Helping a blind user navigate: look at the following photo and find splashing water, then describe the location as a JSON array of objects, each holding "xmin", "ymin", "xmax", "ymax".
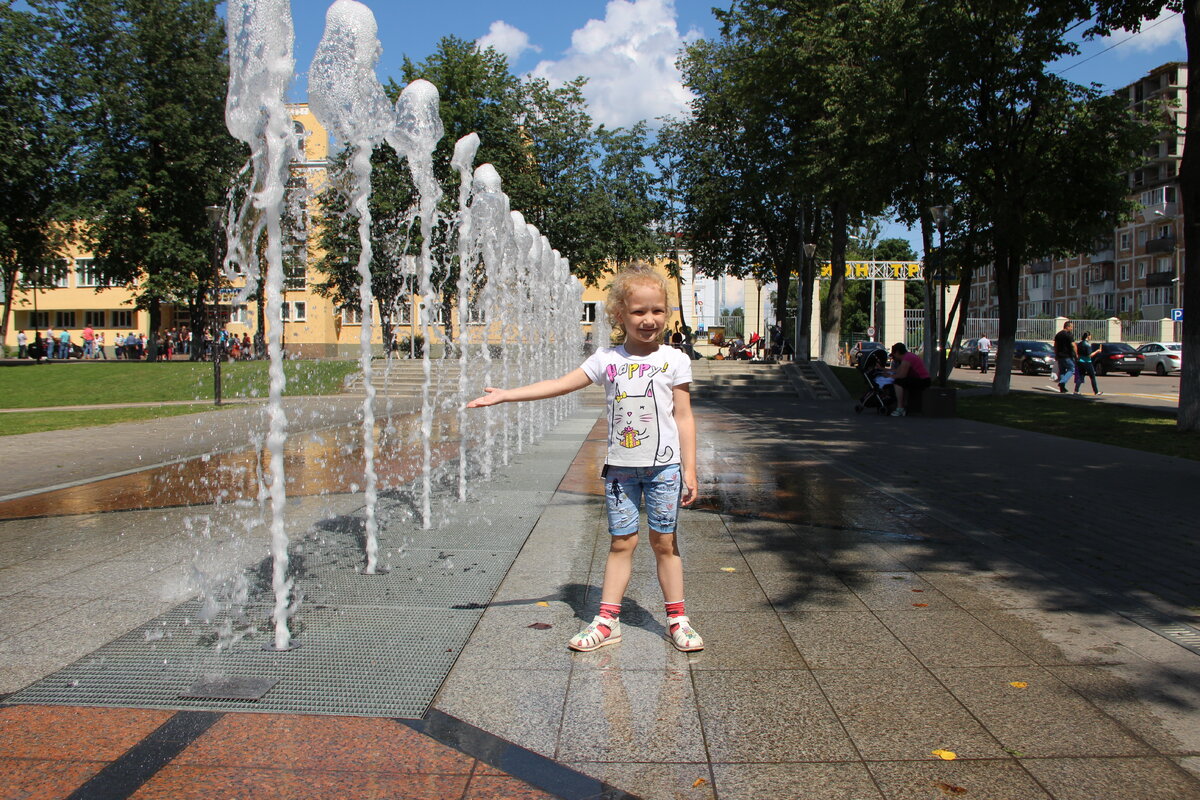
[
  {"xmin": 224, "ymin": 0, "xmax": 297, "ymax": 651},
  {"xmin": 308, "ymin": 0, "xmax": 395, "ymax": 573}
]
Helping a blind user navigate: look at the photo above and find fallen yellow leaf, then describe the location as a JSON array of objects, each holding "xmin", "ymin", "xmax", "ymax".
[
  {"xmin": 535, "ymin": 601, "xmax": 550, "ymax": 607},
  {"xmin": 720, "ymin": 567, "xmax": 736, "ymax": 572},
  {"xmin": 931, "ymin": 749, "xmax": 958, "ymax": 760},
  {"xmin": 692, "ymin": 778, "xmax": 707, "ymax": 788},
  {"xmin": 1009, "ymin": 681, "xmax": 1028, "ymax": 688}
]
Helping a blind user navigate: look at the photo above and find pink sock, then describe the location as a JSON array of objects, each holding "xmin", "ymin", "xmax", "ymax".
[
  {"xmin": 665, "ymin": 600, "xmax": 686, "ymax": 631},
  {"xmin": 597, "ymin": 602, "xmax": 620, "ymax": 636}
]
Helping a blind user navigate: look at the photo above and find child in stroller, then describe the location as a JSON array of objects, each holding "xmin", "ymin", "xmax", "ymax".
[{"xmin": 854, "ymin": 348, "xmax": 896, "ymax": 414}]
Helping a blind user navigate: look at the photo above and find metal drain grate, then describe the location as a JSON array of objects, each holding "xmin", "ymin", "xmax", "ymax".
[{"xmin": 4, "ymin": 410, "xmax": 597, "ymax": 718}]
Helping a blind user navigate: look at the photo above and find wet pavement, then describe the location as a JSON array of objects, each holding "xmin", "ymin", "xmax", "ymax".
[{"xmin": 2, "ymin": 386, "xmax": 1200, "ymax": 798}]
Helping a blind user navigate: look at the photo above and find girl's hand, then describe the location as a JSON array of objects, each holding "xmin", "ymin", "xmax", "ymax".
[
  {"xmin": 680, "ymin": 469, "xmax": 698, "ymax": 507},
  {"xmin": 466, "ymin": 387, "xmax": 506, "ymax": 408}
]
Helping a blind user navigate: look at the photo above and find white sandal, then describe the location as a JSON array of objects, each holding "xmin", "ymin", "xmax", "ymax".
[
  {"xmin": 568, "ymin": 616, "xmax": 621, "ymax": 651},
  {"xmin": 669, "ymin": 616, "xmax": 704, "ymax": 652}
]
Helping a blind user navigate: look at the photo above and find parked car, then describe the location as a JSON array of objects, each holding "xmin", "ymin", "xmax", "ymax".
[
  {"xmin": 1093, "ymin": 342, "xmax": 1144, "ymax": 376},
  {"xmin": 851, "ymin": 341, "xmax": 888, "ymax": 368},
  {"xmin": 26, "ymin": 339, "xmax": 83, "ymax": 360},
  {"xmin": 956, "ymin": 338, "xmax": 981, "ymax": 370},
  {"xmin": 1136, "ymin": 341, "xmax": 1182, "ymax": 376},
  {"xmin": 1013, "ymin": 340, "xmax": 1055, "ymax": 375}
]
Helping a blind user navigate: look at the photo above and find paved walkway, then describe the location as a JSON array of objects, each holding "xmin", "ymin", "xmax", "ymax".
[{"xmin": 2, "ymin": 387, "xmax": 1199, "ymax": 798}]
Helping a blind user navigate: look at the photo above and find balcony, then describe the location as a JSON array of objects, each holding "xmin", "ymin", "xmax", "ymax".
[
  {"xmin": 1145, "ymin": 235, "xmax": 1177, "ymax": 254},
  {"xmin": 1090, "ymin": 248, "xmax": 1115, "ymax": 263},
  {"xmin": 1087, "ymin": 264, "xmax": 1115, "ymax": 282},
  {"xmin": 1146, "ymin": 270, "xmax": 1176, "ymax": 288},
  {"xmin": 1087, "ymin": 280, "xmax": 1115, "ymax": 296},
  {"xmin": 1028, "ymin": 259, "xmax": 1052, "ymax": 275}
]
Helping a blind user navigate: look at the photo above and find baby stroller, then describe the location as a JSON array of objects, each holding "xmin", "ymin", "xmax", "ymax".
[{"xmin": 854, "ymin": 349, "xmax": 896, "ymax": 414}]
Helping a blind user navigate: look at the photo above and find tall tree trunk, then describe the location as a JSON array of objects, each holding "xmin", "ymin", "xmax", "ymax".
[
  {"xmin": 992, "ymin": 236, "xmax": 1019, "ymax": 396},
  {"xmin": 820, "ymin": 201, "xmax": 849, "ymax": 362},
  {"xmin": 146, "ymin": 298, "xmax": 161, "ymax": 362},
  {"xmin": 1178, "ymin": 0, "xmax": 1200, "ymax": 430}
]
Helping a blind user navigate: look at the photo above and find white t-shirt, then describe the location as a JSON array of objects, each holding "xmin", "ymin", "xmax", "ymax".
[
  {"xmin": 581, "ymin": 344, "xmax": 692, "ymax": 467},
  {"xmin": 978, "ymin": 336, "xmax": 991, "ymax": 352}
]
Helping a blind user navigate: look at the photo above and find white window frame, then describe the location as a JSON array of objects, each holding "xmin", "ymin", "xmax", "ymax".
[
  {"xmin": 1137, "ymin": 262, "xmax": 1147, "ymax": 279},
  {"xmin": 1120, "ymin": 264, "xmax": 1130, "ymax": 281},
  {"xmin": 341, "ymin": 305, "xmax": 363, "ymax": 325},
  {"xmin": 1119, "ymin": 232, "xmax": 1131, "ymax": 250},
  {"xmin": 290, "ymin": 301, "xmax": 306, "ymax": 322},
  {"xmin": 581, "ymin": 302, "xmax": 599, "ymax": 323}
]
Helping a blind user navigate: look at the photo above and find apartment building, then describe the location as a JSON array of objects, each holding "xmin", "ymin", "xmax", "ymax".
[{"xmin": 966, "ymin": 62, "xmax": 1187, "ymax": 324}]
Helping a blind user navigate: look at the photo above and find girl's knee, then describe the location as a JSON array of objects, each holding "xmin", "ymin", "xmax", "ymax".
[
  {"xmin": 609, "ymin": 532, "xmax": 639, "ymax": 553},
  {"xmin": 649, "ymin": 530, "xmax": 679, "ymax": 558}
]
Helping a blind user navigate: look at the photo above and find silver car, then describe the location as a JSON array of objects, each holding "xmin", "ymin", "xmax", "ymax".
[{"xmin": 1136, "ymin": 341, "xmax": 1182, "ymax": 376}]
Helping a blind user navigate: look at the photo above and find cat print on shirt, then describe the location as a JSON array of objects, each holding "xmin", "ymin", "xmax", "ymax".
[{"xmin": 612, "ymin": 383, "xmax": 674, "ymax": 464}]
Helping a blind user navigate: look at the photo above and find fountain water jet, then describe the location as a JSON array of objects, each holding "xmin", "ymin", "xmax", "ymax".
[
  {"xmin": 307, "ymin": 0, "xmax": 395, "ymax": 573},
  {"xmin": 223, "ymin": 0, "xmax": 298, "ymax": 651}
]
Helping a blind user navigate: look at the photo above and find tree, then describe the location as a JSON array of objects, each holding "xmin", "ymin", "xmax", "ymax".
[
  {"xmin": 0, "ymin": 1, "xmax": 70, "ymax": 340},
  {"xmin": 36, "ymin": 0, "xmax": 243, "ymax": 359},
  {"xmin": 1086, "ymin": 1, "xmax": 1198, "ymax": 430}
]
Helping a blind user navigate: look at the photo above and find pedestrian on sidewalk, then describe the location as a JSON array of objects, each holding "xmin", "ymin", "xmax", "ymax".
[
  {"xmin": 977, "ymin": 333, "xmax": 992, "ymax": 373},
  {"xmin": 1052, "ymin": 320, "xmax": 1076, "ymax": 394},
  {"xmin": 16, "ymin": 330, "xmax": 27, "ymax": 359},
  {"xmin": 468, "ymin": 262, "xmax": 704, "ymax": 654},
  {"xmin": 1073, "ymin": 330, "xmax": 1102, "ymax": 396},
  {"xmin": 95, "ymin": 331, "xmax": 107, "ymax": 360}
]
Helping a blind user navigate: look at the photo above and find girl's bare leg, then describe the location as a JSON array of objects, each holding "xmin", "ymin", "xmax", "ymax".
[
  {"xmin": 649, "ymin": 530, "xmax": 684, "ymax": 602},
  {"xmin": 600, "ymin": 533, "xmax": 638, "ymax": 605}
]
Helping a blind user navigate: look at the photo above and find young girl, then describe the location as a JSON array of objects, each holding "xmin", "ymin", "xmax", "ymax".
[{"xmin": 467, "ymin": 263, "xmax": 703, "ymax": 652}]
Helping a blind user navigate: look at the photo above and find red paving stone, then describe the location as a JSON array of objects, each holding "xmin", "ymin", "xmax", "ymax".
[{"xmin": 0, "ymin": 705, "xmax": 172, "ymax": 760}]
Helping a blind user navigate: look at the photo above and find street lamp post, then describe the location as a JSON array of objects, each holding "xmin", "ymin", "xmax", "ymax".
[
  {"xmin": 929, "ymin": 205, "xmax": 951, "ymax": 381},
  {"xmin": 205, "ymin": 205, "xmax": 224, "ymax": 406},
  {"xmin": 794, "ymin": 242, "xmax": 817, "ymax": 360}
]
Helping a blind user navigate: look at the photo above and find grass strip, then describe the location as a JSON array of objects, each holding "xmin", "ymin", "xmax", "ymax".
[
  {"xmin": 0, "ymin": 360, "xmax": 359, "ymax": 409},
  {"xmin": 0, "ymin": 404, "xmax": 225, "ymax": 437}
]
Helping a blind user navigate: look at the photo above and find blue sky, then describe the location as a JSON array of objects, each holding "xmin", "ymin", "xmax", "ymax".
[{"xmin": 279, "ymin": 1, "xmax": 1186, "ymax": 255}]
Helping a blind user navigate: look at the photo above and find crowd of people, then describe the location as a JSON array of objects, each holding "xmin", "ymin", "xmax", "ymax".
[{"xmin": 13, "ymin": 326, "xmax": 262, "ymax": 363}]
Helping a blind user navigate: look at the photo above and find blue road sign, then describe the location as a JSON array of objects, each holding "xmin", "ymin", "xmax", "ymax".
[{"xmin": 1172, "ymin": 308, "xmax": 1184, "ymax": 322}]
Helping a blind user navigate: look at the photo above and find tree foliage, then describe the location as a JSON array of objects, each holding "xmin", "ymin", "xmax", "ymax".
[{"xmin": 33, "ymin": 0, "xmax": 244, "ymax": 356}]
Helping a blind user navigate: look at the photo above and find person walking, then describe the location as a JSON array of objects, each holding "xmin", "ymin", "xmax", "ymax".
[
  {"xmin": 977, "ymin": 333, "xmax": 992, "ymax": 373},
  {"xmin": 468, "ymin": 262, "xmax": 704, "ymax": 654},
  {"xmin": 95, "ymin": 331, "xmax": 107, "ymax": 360},
  {"xmin": 16, "ymin": 330, "xmax": 27, "ymax": 359},
  {"xmin": 1052, "ymin": 320, "xmax": 1076, "ymax": 394},
  {"xmin": 82, "ymin": 324, "xmax": 95, "ymax": 359},
  {"xmin": 1073, "ymin": 330, "xmax": 1103, "ymax": 396}
]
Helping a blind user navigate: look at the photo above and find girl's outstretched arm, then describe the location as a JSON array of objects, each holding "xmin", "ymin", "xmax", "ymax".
[{"xmin": 467, "ymin": 368, "xmax": 592, "ymax": 408}]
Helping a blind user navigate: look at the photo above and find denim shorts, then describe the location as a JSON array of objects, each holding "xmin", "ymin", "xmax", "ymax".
[{"xmin": 604, "ymin": 464, "xmax": 682, "ymax": 536}]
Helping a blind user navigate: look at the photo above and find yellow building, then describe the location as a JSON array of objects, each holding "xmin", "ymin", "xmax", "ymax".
[{"xmin": 3, "ymin": 104, "xmax": 688, "ymax": 358}]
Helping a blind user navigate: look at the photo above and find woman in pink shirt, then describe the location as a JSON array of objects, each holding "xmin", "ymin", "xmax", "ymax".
[{"xmin": 889, "ymin": 343, "xmax": 931, "ymax": 417}]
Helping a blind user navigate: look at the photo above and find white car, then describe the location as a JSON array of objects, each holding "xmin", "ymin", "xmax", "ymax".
[{"xmin": 1136, "ymin": 341, "xmax": 1182, "ymax": 376}]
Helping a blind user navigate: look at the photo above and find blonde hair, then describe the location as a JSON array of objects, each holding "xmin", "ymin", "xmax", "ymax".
[{"xmin": 605, "ymin": 262, "xmax": 669, "ymax": 344}]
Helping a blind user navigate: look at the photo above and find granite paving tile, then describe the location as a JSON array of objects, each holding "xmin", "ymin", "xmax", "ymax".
[
  {"xmin": 0, "ymin": 757, "xmax": 107, "ymax": 799},
  {"xmin": 682, "ymin": 611, "xmax": 807, "ymax": 671},
  {"xmin": 434, "ymin": 668, "xmax": 571, "ymax": 759},
  {"xmin": 817, "ymin": 543, "xmax": 912, "ymax": 573},
  {"xmin": 691, "ymin": 669, "xmax": 857, "ymax": 762},
  {"xmin": 815, "ymin": 668, "xmax": 1008, "ymax": 761},
  {"xmin": 568, "ymin": 761, "xmax": 716, "ymax": 800},
  {"xmin": 838, "ymin": 571, "xmax": 956, "ymax": 611},
  {"xmin": 934, "ymin": 666, "xmax": 1155, "ymax": 758},
  {"xmin": 709, "ymin": 762, "xmax": 883, "ymax": 800},
  {"xmin": 172, "ymin": 714, "xmax": 474, "ymax": 774},
  {"xmin": 754, "ymin": 571, "xmax": 871, "ymax": 613},
  {"xmin": 778, "ymin": 611, "xmax": 919, "ymax": 670},
  {"xmin": 0, "ymin": 651, "xmax": 72, "ymax": 694},
  {"xmin": 866, "ymin": 759, "xmax": 1052, "ymax": 800},
  {"xmin": 965, "ymin": 609, "xmax": 1077, "ymax": 665},
  {"xmin": 452, "ymin": 606, "xmax": 584, "ymax": 671},
  {"xmin": 558, "ymin": 668, "xmax": 705, "ymax": 763},
  {"xmin": 917, "ymin": 570, "xmax": 1042, "ymax": 610},
  {"xmin": 128, "ymin": 766, "xmax": 472, "ymax": 800},
  {"xmin": 0, "ymin": 593, "xmax": 77, "ymax": 639},
  {"xmin": 1020, "ymin": 756, "xmax": 1200, "ymax": 800},
  {"xmin": 462, "ymin": 775, "xmax": 561, "ymax": 800},
  {"xmin": 875, "ymin": 608, "xmax": 1034, "ymax": 667},
  {"xmin": 0, "ymin": 705, "xmax": 173, "ymax": 760},
  {"xmin": 1180, "ymin": 756, "xmax": 1200, "ymax": 781},
  {"xmin": 1047, "ymin": 662, "xmax": 1200, "ymax": 754}
]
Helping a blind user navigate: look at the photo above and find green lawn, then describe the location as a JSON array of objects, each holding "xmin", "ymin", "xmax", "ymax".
[
  {"xmin": 0, "ymin": 404, "xmax": 225, "ymax": 437},
  {"xmin": 830, "ymin": 365, "xmax": 1197, "ymax": 462},
  {"xmin": 0, "ymin": 360, "xmax": 359, "ymax": 409}
]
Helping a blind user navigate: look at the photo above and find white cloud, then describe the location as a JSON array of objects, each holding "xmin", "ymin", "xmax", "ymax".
[
  {"xmin": 476, "ymin": 21, "xmax": 541, "ymax": 64},
  {"xmin": 1119, "ymin": 10, "xmax": 1184, "ymax": 55},
  {"xmin": 530, "ymin": 0, "xmax": 699, "ymax": 129}
]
